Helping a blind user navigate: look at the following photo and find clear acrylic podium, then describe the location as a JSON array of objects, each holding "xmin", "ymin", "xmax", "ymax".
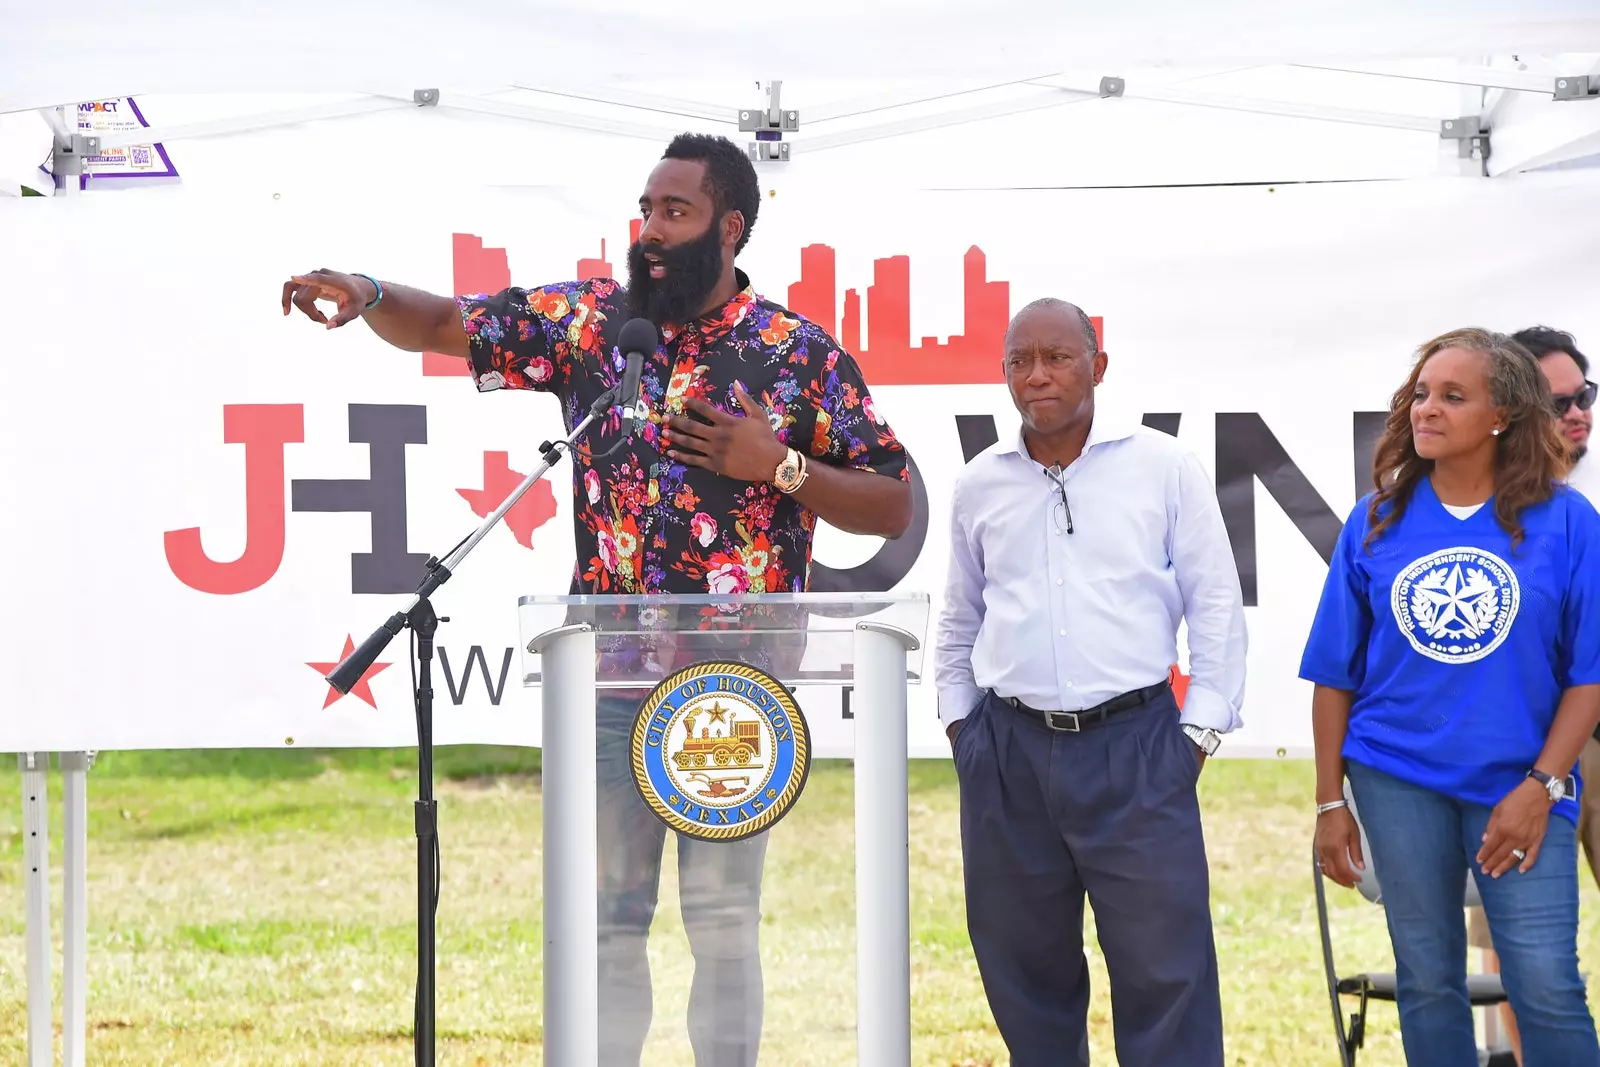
[{"xmin": 518, "ymin": 591, "xmax": 928, "ymax": 1067}]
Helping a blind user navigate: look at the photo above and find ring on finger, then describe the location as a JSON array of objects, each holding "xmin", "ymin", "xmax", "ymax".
[{"xmin": 1511, "ymin": 847, "xmax": 1527, "ymax": 861}]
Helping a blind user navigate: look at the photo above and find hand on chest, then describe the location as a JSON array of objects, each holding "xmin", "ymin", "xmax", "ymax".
[{"xmin": 649, "ymin": 354, "xmax": 807, "ymax": 445}]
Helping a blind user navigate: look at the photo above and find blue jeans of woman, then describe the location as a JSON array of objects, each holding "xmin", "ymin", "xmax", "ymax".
[{"xmin": 1345, "ymin": 758, "xmax": 1599, "ymax": 1066}]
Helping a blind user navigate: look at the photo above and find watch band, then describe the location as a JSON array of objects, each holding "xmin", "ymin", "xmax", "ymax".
[
  {"xmin": 1527, "ymin": 768, "xmax": 1576, "ymax": 803},
  {"xmin": 773, "ymin": 448, "xmax": 808, "ymax": 493},
  {"xmin": 1181, "ymin": 723, "xmax": 1221, "ymax": 756}
]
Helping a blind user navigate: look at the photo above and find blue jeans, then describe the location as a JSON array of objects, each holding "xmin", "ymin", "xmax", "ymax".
[
  {"xmin": 595, "ymin": 695, "xmax": 769, "ymax": 1067},
  {"xmin": 1345, "ymin": 759, "xmax": 1599, "ymax": 1067}
]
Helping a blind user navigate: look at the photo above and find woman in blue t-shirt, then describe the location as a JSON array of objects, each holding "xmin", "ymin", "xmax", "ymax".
[{"xmin": 1301, "ymin": 327, "xmax": 1600, "ymax": 1066}]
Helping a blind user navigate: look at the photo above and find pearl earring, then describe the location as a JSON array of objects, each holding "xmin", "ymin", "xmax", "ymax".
[{"xmin": 1492, "ymin": 428, "xmax": 1501, "ymax": 436}]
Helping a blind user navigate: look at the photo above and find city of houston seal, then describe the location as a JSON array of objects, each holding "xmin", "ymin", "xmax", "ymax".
[{"xmin": 630, "ymin": 660, "xmax": 811, "ymax": 842}]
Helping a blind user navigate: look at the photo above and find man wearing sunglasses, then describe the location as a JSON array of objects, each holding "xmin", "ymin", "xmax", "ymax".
[
  {"xmin": 1516, "ymin": 326, "xmax": 1599, "ymax": 492},
  {"xmin": 1470, "ymin": 325, "xmax": 1599, "ymax": 1065},
  {"xmin": 1520, "ymin": 325, "xmax": 1600, "ymax": 877}
]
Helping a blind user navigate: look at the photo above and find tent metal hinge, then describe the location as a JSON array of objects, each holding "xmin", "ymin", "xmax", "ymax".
[
  {"xmin": 1553, "ymin": 75, "xmax": 1597, "ymax": 102},
  {"xmin": 740, "ymin": 80, "xmax": 797, "ymax": 162},
  {"xmin": 1440, "ymin": 115, "xmax": 1491, "ymax": 172},
  {"xmin": 51, "ymin": 133, "xmax": 101, "ymax": 168}
]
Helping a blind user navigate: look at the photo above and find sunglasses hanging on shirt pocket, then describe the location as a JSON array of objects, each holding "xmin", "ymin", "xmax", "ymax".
[{"xmin": 1045, "ymin": 465, "xmax": 1074, "ymax": 535}]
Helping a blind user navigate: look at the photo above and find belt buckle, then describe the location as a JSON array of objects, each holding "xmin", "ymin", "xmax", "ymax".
[{"xmin": 1043, "ymin": 710, "xmax": 1081, "ymax": 733}]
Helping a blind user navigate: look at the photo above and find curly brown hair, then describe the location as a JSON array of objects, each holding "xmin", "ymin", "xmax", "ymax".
[{"xmin": 1366, "ymin": 327, "xmax": 1569, "ymax": 550}]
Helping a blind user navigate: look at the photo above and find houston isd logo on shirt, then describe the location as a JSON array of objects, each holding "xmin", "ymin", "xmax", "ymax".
[
  {"xmin": 1390, "ymin": 546, "xmax": 1520, "ymax": 664},
  {"xmin": 630, "ymin": 660, "xmax": 811, "ymax": 842}
]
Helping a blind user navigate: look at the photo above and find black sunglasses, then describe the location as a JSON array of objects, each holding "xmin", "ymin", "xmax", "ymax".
[{"xmin": 1553, "ymin": 380, "xmax": 1598, "ymax": 416}]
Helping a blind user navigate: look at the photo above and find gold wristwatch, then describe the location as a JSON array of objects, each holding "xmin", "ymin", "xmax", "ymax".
[{"xmin": 773, "ymin": 447, "xmax": 808, "ymax": 493}]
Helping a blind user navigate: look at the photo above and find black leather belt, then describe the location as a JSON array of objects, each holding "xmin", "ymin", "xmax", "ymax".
[{"xmin": 1002, "ymin": 681, "xmax": 1170, "ymax": 733}]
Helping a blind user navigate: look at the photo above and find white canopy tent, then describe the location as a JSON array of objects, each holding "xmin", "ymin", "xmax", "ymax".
[
  {"xmin": 4, "ymin": 0, "xmax": 1600, "ymax": 198},
  {"xmin": 7, "ymin": 4, "xmax": 1600, "ymax": 1066}
]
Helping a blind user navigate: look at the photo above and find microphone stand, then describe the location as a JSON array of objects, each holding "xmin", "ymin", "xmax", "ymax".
[{"xmin": 324, "ymin": 384, "xmax": 624, "ymax": 1067}]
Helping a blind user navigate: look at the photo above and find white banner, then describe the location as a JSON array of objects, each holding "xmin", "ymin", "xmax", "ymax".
[{"xmin": 3, "ymin": 173, "xmax": 1598, "ymax": 757}]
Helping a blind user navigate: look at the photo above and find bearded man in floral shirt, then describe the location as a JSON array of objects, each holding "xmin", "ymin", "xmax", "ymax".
[{"xmin": 282, "ymin": 133, "xmax": 913, "ymax": 1066}]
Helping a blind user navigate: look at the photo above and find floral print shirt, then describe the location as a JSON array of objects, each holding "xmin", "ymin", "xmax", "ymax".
[{"xmin": 458, "ymin": 270, "xmax": 908, "ymax": 677}]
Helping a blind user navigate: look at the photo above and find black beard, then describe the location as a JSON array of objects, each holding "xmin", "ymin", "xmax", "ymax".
[{"xmin": 625, "ymin": 220, "xmax": 726, "ymax": 326}]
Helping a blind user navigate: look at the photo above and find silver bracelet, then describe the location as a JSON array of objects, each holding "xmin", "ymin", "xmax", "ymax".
[{"xmin": 1316, "ymin": 799, "xmax": 1348, "ymax": 814}]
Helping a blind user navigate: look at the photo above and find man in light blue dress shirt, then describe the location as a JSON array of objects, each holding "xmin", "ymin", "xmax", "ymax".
[{"xmin": 934, "ymin": 297, "xmax": 1248, "ymax": 1067}]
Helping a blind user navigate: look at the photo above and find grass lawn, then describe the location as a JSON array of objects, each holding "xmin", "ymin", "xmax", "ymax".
[{"xmin": 4, "ymin": 748, "xmax": 1599, "ymax": 1065}]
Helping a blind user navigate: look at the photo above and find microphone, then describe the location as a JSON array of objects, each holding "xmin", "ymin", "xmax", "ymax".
[{"xmin": 616, "ymin": 317, "xmax": 659, "ymax": 438}]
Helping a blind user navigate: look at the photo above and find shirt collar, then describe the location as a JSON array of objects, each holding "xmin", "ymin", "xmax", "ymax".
[
  {"xmin": 659, "ymin": 269, "xmax": 757, "ymax": 345},
  {"xmin": 1001, "ymin": 408, "xmax": 1140, "ymax": 465}
]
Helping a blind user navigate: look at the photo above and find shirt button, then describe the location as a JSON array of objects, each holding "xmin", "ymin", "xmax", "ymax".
[
  {"xmin": 1058, "ymin": 629, "xmax": 1066, "ymax": 636},
  {"xmin": 1056, "ymin": 578, "xmax": 1063, "ymax": 586},
  {"xmin": 1067, "ymin": 682, "xmax": 1074, "ymax": 688}
]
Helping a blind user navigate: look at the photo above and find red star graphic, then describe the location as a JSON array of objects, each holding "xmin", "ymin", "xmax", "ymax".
[{"xmin": 307, "ymin": 635, "xmax": 392, "ymax": 709}]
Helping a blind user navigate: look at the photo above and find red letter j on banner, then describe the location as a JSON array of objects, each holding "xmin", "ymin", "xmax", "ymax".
[{"xmin": 164, "ymin": 404, "xmax": 304, "ymax": 594}]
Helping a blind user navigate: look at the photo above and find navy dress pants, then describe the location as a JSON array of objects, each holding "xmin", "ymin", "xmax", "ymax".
[{"xmin": 954, "ymin": 686, "xmax": 1224, "ymax": 1067}]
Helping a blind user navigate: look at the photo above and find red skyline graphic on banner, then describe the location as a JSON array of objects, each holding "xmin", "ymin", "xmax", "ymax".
[
  {"xmin": 421, "ymin": 227, "xmax": 1103, "ymax": 386},
  {"xmin": 788, "ymin": 244, "xmax": 1015, "ymax": 385},
  {"xmin": 422, "ymin": 234, "xmax": 506, "ymax": 377}
]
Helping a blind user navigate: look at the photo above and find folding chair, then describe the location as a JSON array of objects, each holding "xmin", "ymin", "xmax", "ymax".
[{"xmin": 1312, "ymin": 782, "xmax": 1517, "ymax": 1067}]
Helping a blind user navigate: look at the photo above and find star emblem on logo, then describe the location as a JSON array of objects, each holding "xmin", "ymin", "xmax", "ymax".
[
  {"xmin": 306, "ymin": 635, "xmax": 392, "ymax": 709},
  {"xmin": 1391, "ymin": 547, "xmax": 1518, "ymax": 665},
  {"xmin": 1411, "ymin": 564, "xmax": 1498, "ymax": 639}
]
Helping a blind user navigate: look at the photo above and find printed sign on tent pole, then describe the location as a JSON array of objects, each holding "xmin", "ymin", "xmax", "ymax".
[{"xmin": 73, "ymin": 97, "xmax": 179, "ymax": 188}]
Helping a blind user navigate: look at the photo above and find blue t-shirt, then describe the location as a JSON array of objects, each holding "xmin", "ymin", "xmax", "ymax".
[{"xmin": 1298, "ymin": 478, "xmax": 1600, "ymax": 825}]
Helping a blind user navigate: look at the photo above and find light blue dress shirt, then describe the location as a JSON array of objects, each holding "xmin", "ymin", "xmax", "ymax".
[{"xmin": 933, "ymin": 414, "xmax": 1248, "ymax": 732}]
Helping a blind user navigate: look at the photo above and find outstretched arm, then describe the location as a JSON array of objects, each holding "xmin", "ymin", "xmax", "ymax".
[{"xmin": 282, "ymin": 269, "xmax": 466, "ymax": 358}]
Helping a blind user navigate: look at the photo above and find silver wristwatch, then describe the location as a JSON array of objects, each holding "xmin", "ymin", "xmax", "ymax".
[
  {"xmin": 1527, "ymin": 768, "xmax": 1567, "ymax": 804},
  {"xmin": 1181, "ymin": 724, "xmax": 1221, "ymax": 756}
]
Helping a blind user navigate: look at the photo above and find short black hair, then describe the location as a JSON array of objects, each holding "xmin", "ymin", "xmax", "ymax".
[
  {"xmin": 661, "ymin": 133, "xmax": 761, "ymax": 254},
  {"xmin": 1005, "ymin": 297, "xmax": 1099, "ymax": 355},
  {"xmin": 1512, "ymin": 325, "xmax": 1589, "ymax": 375}
]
